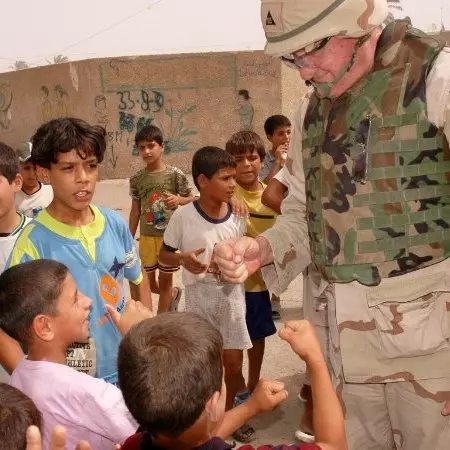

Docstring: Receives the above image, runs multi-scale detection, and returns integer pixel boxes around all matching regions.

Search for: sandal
[169,287,182,312]
[232,423,255,443]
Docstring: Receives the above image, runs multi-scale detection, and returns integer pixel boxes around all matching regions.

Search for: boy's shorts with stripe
[139,235,179,273]
[245,290,277,341]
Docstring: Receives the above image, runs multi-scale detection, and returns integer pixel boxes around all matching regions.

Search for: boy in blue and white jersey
[3,117,150,384]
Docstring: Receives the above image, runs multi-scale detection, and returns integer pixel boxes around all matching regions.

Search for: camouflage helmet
[261,0,390,57]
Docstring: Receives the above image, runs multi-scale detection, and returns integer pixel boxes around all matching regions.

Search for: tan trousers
[344,379,450,450]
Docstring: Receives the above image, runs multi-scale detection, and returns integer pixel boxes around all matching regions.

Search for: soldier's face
[296,36,358,84]
[296,29,381,98]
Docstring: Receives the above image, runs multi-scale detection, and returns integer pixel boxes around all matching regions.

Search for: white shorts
[185,282,252,350]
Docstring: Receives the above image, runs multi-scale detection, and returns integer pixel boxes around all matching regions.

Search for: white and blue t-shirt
[7,205,142,384]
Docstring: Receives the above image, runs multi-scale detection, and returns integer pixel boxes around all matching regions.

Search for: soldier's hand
[247,378,288,414]
[27,425,91,450]
[279,320,323,364]
[213,237,262,283]
[106,299,152,336]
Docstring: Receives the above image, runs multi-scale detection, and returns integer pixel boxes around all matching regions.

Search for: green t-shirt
[129,166,191,236]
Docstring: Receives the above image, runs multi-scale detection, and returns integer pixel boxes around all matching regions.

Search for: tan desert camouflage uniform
[261,18,450,450]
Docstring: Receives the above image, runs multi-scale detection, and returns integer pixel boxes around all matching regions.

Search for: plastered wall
[0,51,307,179]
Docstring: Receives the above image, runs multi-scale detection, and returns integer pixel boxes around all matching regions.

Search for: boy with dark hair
[0,141,31,381]
[0,383,42,450]
[159,147,251,430]
[129,124,193,313]
[261,115,292,184]
[225,131,277,405]
[0,259,150,450]
[15,142,53,218]
[3,117,150,385]
[119,313,347,450]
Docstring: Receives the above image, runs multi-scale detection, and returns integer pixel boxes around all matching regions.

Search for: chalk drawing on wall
[94,94,110,128]
[237,89,254,131]
[41,86,52,122]
[162,102,197,154]
[111,88,197,156]
[40,85,70,121]
[0,83,13,131]
[54,85,69,117]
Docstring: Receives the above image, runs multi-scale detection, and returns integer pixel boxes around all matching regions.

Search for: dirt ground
[94,178,307,446]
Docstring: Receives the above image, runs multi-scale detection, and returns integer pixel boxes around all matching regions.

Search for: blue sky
[0,0,447,73]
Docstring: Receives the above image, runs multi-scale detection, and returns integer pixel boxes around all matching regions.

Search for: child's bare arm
[159,245,207,274]
[262,178,288,214]
[129,199,141,238]
[0,329,24,374]
[279,321,347,450]
[215,379,288,438]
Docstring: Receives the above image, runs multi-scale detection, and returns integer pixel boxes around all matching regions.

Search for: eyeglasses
[280,37,332,69]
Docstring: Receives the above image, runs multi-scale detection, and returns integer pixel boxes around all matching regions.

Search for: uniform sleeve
[260,95,312,295]
[426,47,450,139]
[129,175,140,201]
[118,215,142,284]
[163,207,183,251]
[77,380,138,444]
[174,168,192,197]
[273,166,291,190]
[6,224,41,268]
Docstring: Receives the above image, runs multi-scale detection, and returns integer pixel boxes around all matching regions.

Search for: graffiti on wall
[0,83,13,131]
[238,58,277,78]
[40,85,69,121]
[112,88,197,155]
[237,89,254,131]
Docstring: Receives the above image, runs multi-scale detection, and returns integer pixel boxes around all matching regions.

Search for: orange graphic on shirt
[99,274,120,306]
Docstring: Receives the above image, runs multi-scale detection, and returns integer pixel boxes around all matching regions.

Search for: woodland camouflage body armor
[303,20,449,286]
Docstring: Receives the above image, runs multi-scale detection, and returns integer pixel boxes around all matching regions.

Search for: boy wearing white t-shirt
[15,142,53,218]
[0,260,151,450]
[0,142,31,382]
[159,147,251,415]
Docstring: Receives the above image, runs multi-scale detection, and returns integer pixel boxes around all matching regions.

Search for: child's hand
[230,197,249,218]
[275,144,289,162]
[106,299,152,336]
[279,320,323,364]
[163,192,180,209]
[180,248,208,274]
[247,378,288,414]
[27,425,91,450]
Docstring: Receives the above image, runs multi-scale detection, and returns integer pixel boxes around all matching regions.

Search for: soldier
[213,0,450,448]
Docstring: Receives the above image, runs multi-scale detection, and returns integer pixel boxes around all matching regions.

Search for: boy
[0,142,31,382]
[119,313,347,450]
[3,117,150,385]
[0,383,42,450]
[15,142,53,218]
[260,115,292,320]
[129,125,193,314]
[159,147,251,417]
[260,115,292,184]
[226,131,277,399]
[0,260,151,449]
